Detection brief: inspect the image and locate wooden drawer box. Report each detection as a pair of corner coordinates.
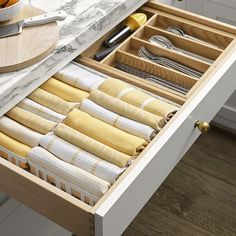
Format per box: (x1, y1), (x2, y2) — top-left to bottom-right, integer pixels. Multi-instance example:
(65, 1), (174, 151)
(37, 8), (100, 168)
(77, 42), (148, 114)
(0, 1), (236, 236)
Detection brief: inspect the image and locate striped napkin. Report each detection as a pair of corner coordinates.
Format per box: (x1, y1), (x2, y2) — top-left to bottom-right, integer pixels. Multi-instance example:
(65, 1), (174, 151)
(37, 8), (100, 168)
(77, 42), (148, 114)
(64, 109), (148, 156)
(18, 98), (65, 123)
(6, 107), (56, 135)
(0, 116), (43, 147)
(40, 132), (124, 183)
(28, 147), (110, 198)
(28, 88), (77, 115)
(0, 131), (31, 158)
(80, 99), (157, 142)
(89, 90), (164, 130)
(98, 78), (178, 122)
(54, 63), (105, 91)
(40, 77), (89, 102)
(53, 123), (132, 168)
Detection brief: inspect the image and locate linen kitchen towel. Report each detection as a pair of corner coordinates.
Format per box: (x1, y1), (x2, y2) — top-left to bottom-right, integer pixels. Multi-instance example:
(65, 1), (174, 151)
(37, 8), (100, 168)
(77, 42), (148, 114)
(64, 109), (148, 156)
(53, 123), (131, 168)
(54, 63), (105, 91)
(0, 116), (43, 147)
(80, 99), (157, 142)
(28, 147), (110, 198)
(40, 77), (89, 102)
(89, 90), (164, 130)
(40, 132), (124, 183)
(0, 131), (31, 158)
(98, 78), (178, 122)
(28, 88), (77, 115)
(6, 107), (56, 135)
(18, 98), (65, 123)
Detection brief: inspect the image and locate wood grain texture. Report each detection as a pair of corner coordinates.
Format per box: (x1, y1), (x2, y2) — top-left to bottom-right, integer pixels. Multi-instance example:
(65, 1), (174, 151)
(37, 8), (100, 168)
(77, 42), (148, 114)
(0, 5), (58, 73)
(123, 127), (236, 236)
(0, 158), (92, 236)
(146, 1), (236, 36)
(148, 13), (232, 49)
(135, 25), (223, 60)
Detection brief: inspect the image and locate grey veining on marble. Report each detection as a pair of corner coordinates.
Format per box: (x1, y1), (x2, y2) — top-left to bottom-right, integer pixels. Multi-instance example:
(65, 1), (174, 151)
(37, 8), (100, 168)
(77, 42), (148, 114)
(0, 0), (148, 116)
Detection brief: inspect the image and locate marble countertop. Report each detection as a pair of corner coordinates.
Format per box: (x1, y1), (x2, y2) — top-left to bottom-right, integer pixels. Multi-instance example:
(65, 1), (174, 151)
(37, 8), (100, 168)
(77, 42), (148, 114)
(0, 0), (147, 116)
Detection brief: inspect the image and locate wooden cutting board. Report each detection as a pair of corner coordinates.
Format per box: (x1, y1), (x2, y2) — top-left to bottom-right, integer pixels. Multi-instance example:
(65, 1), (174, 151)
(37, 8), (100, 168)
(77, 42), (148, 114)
(0, 5), (59, 73)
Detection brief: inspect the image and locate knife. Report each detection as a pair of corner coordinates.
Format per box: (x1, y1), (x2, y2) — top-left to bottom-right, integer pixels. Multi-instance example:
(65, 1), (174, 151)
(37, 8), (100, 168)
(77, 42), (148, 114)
(0, 11), (67, 39)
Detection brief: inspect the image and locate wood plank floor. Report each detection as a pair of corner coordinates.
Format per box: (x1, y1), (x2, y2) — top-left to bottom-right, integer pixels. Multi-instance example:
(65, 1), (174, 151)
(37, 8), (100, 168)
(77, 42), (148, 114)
(123, 126), (236, 236)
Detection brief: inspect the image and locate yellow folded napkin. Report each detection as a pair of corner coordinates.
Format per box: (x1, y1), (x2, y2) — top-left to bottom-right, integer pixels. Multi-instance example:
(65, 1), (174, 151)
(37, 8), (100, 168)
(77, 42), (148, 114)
(40, 77), (89, 102)
(6, 107), (56, 134)
(98, 78), (178, 121)
(89, 90), (164, 130)
(64, 109), (147, 155)
(28, 88), (76, 115)
(53, 123), (131, 168)
(0, 131), (31, 158)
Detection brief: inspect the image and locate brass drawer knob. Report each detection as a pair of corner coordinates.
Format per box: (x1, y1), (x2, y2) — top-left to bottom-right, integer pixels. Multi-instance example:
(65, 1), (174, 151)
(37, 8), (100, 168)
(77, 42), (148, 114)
(195, 121), (210, 133)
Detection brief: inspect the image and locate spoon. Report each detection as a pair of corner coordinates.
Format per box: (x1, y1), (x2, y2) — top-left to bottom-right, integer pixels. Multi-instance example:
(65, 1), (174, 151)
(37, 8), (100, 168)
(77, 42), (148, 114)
(149, 35), (213, 64)
(167, 26), (218, 49)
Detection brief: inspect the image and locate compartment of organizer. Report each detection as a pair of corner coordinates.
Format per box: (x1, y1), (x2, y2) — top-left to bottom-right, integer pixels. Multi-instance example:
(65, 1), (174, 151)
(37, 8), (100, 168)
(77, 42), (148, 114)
(101, 38), (205, 95)
(134, 25), (223, 61)
(82, 7), (155, 60)
(147, 13), (233, 49)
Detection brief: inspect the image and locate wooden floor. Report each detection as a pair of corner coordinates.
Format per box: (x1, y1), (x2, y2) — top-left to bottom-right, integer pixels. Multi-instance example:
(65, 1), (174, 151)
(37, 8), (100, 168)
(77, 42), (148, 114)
(123, 126), (236, 236)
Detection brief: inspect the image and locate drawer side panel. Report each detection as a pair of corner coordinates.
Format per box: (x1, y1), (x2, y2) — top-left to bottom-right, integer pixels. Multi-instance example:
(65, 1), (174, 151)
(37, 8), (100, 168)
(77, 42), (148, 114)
(0, 159), (91, 236)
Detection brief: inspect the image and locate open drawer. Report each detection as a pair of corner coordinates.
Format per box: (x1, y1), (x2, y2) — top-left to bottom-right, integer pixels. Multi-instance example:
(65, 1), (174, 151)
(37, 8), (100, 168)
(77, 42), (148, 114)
(0, 1), (236, 236)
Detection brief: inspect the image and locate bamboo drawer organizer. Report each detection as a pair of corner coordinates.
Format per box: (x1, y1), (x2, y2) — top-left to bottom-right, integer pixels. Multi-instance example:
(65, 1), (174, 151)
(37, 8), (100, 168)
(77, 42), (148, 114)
(78, 3), (236, 106)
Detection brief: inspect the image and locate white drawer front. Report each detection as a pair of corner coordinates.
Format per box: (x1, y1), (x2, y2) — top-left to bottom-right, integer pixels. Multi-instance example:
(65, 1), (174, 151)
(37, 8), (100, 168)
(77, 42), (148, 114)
(94, 55), (236, 236)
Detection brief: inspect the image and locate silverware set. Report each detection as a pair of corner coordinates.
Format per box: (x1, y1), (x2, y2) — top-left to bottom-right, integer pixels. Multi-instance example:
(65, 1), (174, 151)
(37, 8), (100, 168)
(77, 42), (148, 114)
(166, 26), (218, 49)
(116, 62), (189, 94)
(148, 35), (213, 64)
(138, 46), (203, 78)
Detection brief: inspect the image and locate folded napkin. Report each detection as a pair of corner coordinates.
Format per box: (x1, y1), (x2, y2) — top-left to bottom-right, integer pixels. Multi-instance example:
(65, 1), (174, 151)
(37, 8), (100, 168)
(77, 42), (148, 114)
(28, 147), (110, 198)
(64, 109), (147, 156)
(54, 63), (105, 91)
(89, 90), (164, 130)
(40, 132), (124, 183)
(54, 123), (131, 168)
(98, 78), (178, 122)
(0, 116), (43, 147)
(40, 77), (89, 102)
(0, 131), (31, 158)
(80, 99), (157, 142)
(18, 98), (65, 123)
(28, 88), (77, 115)
(6, 107), (56, 135)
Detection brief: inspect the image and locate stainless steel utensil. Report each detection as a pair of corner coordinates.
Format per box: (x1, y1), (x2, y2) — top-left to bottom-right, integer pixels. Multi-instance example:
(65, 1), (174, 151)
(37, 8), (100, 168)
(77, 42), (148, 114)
(0, 11), (67, 38)
(138, 46), (203, 78)
(149, 35), (213, 64)
(167, 26), (218, 48)
(116, 62), (189, 94)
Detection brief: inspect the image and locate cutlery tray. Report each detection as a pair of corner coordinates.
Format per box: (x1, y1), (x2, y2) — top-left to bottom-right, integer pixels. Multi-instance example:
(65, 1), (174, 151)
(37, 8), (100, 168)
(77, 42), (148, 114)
(79, 2), (236, 104)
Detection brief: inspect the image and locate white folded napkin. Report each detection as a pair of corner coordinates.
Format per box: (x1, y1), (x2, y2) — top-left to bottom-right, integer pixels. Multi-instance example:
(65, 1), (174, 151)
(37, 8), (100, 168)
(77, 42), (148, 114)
(54, 63), (105, 91)
(18, 98), (66, 123)
(40, 132), (124, 183)
(80, 99), (157, 142)
(28, 147), (111, 198)
(0, 116), (43, 147)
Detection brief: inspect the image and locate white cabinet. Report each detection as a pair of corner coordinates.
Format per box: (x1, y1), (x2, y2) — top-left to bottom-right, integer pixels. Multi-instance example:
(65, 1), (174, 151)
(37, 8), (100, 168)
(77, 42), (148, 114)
(171, 0), (236, 132)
